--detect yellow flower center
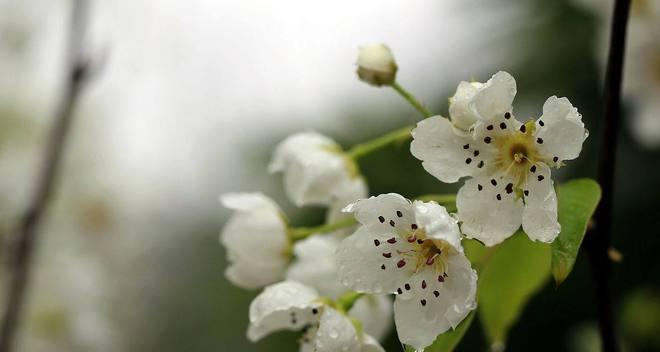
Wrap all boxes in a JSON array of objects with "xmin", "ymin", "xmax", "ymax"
[{"xmin": 492, "ymin": 120, "xmax": 539, "ymax": 187}]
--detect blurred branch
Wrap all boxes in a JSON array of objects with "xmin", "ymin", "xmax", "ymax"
[
  {"xmin": 584, "ymin": 0, "xmax": 631, "ymax": 351},
  {"xmin": 0, "ymin": 1, "xmax": 92, "ymax": 351}
]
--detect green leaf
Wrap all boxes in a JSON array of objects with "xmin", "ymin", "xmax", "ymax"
[
  {"xmin": 403, "ymin": 311, "xmax": 476, "ymax": 352},
  {"xmin": 478, "ymin": 231, "xmax": 551, "ymax": 345},
  {"xmin": 552, "ymin": 178, "xmax": 601, "ymax": 286}
]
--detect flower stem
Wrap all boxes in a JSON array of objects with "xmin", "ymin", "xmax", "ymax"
[
  {"xmin": 415, "ymin": 194, "xmax": 457, "ymax": 204},
  {"xmin": 391, "ymin": 81, "xmax": 433, "ymax": 118},
  {"xmin": 346, "ymin": 125, "xmax": 413, "ymax": 160},
  {"xmin": 585, "ymin": 0, "xmax": 631, "ymax": 351},
  {"xmin": 289, "ymin": 217, "xmax": 358, "ymax": 241}
]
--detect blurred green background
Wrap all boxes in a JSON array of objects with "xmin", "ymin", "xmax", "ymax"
[{"xmin": 1, "ymin": 0, "xmax": 659, "ymax": 351}]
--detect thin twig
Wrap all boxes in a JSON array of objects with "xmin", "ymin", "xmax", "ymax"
[
  {"xmin": 584, "ymin": 0, "xmax": 631, "ymax": 351},
  {"xmin": 0, "ymin": 1, "xmax": 91, "ymax": 351}
]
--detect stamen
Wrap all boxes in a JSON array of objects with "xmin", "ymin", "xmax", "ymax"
[{"xmin": 425, "ymin": 254, "xmax": 437, "ymax": 266}]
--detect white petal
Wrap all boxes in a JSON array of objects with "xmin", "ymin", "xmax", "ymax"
[
  {"xmin": 535, "ymin": 96, "xmax": 586, "ymax": 162},
  {"xmin": 343, "ymin": 193, "xmax": 415, "ymax": 234},
  {"xmin": 469, "ymin": 71, "xmax": 517, "ymax": 121},
  {"xmin": 522, "ymin": 162, "xmax": 560, "ymax": 242},
  {"xmin": 393, "ymin": 253, "xmax": 477, "ymax": 351},
  {"xmin": 269, "ymin": 132, "xmax": 337, "ymax": 172},
  {"xmin": 448, "ymin": 81, "xmax": 483, "ymax": 130},
  {"xmin": 411, "ymin": 116, "xmax": 486, "ymax": 183},
  {"xmin": 412, "ymin": 201, "xmax": 462, "ymax": 253},
  {"xmin": 220, "ymin": 192, "xmax": 281, "ymax": 213},
  {"xmin": 247, "ymin": 281, "xmax": 322, "ymax": 341},
  {"xmin": 269, "ymin": 131, "xmax": 353, "ymax": 206},
  {"xmin": 349, "ymin": 295, "xmax": 393, "ymax": 342},
  {"xmin": 286, "ymin": 235, "xmax": 347, "ymax": 299},
  {"xmin": 314, "ymin": 308, "xmax": 361, "ymax": 352},
  {"xmin": 225, "ymin": 258, "xmax": 288, "ymax": 290},
  {"xmin": 326, "ymin": 177, "xmax": 369, "ymax": 234},
  {"xmin": 220, "ymin": 193, "xmax": 289, "ymax": 288},
  {"xmin": 360, "ymin": 334, "xmax": 386, "ymax": 352},
  {"xmin": 336, "ymin": 226, "xmax": 416, "ymax": 294},
  {"xmin": 457, "ymin": 175, "xmax": 523, "ymax": 246}
]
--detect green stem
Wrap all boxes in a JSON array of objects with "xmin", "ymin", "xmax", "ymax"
[
  {"xmin": 415, "ymin": 193, "xmax": 457, "ymax": 204},
  {"xmin": 346, "ymin": 125, "xmax": 413, "ymax": 160},
  {"xmin": 391, "ymin": 81, "xmax": 433, "ymax": 118},
  {"xmin": 289, "ymin": 217, "xmax": 358, "ymax": 241}
]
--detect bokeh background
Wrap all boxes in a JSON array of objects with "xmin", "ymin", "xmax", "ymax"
[{"xmin": 1, "ymin": 0, "xmax": 659, "ymax": 351}]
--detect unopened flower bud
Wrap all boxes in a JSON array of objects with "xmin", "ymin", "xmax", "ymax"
[{"xmin": 356, "ymin": 44, "xmax": 397, "ymax": 86}]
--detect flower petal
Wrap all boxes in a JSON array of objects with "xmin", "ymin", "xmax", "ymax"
[
  {"xmin": 457, "ymin": 175, "xmax": 523, "ymax": 246},
  {"xmin": 286, "ymin": 235, "xmax": 347, "ymax": 299},
  {"xmin": 326, "ymin": 177, "xmax": 369, "ymax": 236},
  {"xmin": 225, "ymin": 258, "xmax": 288, "ymax": 290},
  {"xmin": 360, "ymin": 334, "xmax": 386, "ymax": 352},
  {"xmin": 449, "ymin": 81, "xmax": 483, "ymax": 130},
  {"xmin": 349, "ymin": 295, "xmax": 393, "ymax": 342},
  {"xmin": 393, "ymin": 253, "xmax": 477, "ymax": 351},
  {"xmin": 247, "ymin": 281, "xmax": 322, "ymax": 341},
  {"xmin": 535, "ymin": 96, "xmax": 586, "ymax": 163},
  {"xmin": 522, "ymin": 162, "xmax": 560, "ymax": 242},
  {"xmin": 220, "ymin": 193, "xmax": 288, "ymax": 288},
  {"xmin": 410, "ymin": 116, "xmax": 484, "ymax": 183},
  {"xmin": 314, "ymin": 308, "xmax": 361, "ymax": 352},
  {"xmin": 469, "ymin": 71, "xmax": 516, "ymax": 121},
  {"xmin": 269, "ymin": 132, "xmax": 353, "ymax": 206},
  {"xmin": 336, "ymin": 226, "xmax": 416, "ymax": 294},
  {"xmin": 412, "ymin": 201, "xmax": 463, "ymax": 253},
  {"xmin": 343, "ymin": 193, "xmax": 415, "ymax": 234}
]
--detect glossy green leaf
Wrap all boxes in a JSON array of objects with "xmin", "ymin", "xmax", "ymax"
[
  {"xmin": 478, "ymin": 231, "xmax": 551, "ymax": 345},
  {"xmin": 552, "ymin": 178, "xmax": 601, "ymax": 286}
]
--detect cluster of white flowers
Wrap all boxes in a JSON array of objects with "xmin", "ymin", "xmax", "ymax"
[{"xmin": 219, "ymin": 45, "xmax": 586, "ymax": 351}]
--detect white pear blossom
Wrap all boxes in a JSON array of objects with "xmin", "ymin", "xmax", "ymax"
[
  {"xmin": 286, "ymin": 235, "xmax": 393, "ymax": 341},
  {"xmin": 411, "ymin": 71, "xmax": 587, "ymax": 246},
  {"xmin": 336, "ymin": 194, "xmax": 477, "ymax": 351},
  {"xmin": 220, "ymin": 193, "xmax": 289, "ymax": 289},
  {"xmin": 248, "ymin": 281, "xmax": 385, "ymax": 352},
  {"xmin": 357, "ymin": 43, "xmax": 398, "ymax": 86},
  {"xmin": 269, "ymin": 131, "xmax": 361, "ymax": 207}
]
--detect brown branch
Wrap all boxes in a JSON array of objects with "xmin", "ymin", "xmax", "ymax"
[
  {"xmin": 0, "ymin": 1, "xmax": 92, "ymax": 351},
  {"xmin": 584, "ymin": 0, "xmax": 631, "ymax": 351}
]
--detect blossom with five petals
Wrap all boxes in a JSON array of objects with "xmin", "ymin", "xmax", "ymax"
[
  {"xmin": 411, "ymin": 71, "xmax": 587, "ymax": 246},
  {"xmin": 336, "ymin": 194, "xmax": 477, "ymax": 351}
]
